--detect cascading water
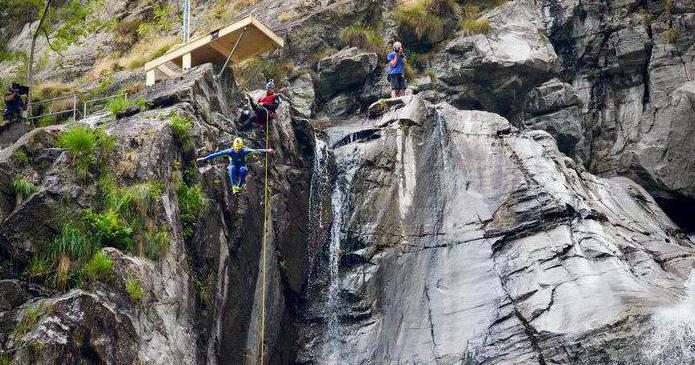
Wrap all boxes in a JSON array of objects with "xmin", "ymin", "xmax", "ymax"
[
  {"xmin": 642, "ymin": 271, "xmax": 695, "ymax": 364},
  {"xmin": 319, "ymin": 138, "xmax": 361, "ymax": 364}
]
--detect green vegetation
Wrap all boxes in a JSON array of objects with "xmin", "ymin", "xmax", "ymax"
[
  {"xmin": 170, "ymin": 114, "xmax": 193, "ymax": 150},
  {"xmin": 12, "ymin": 149, "xmax": 30, "ymax": 166},
  {"xmin": 394, "ymin": 0, "xmax": 446, "ymax": 45},
  {"xmin": 47, "ymin": 222, "xmax": 93, "ymax": 288},
  {"xmin": 38, "ymin": 114, "xmax": 59, "ymax": 127},
  {"xmin": 107, "ymin": 96, "xmax": 132, "ymax": 116},
  {"xmin": 0, "ymin": 353, "xmax": 11, "ymax": 365},
  {"xmin": 176, "ymin": 183, "xmax": 208, "ymax": 240},
  {"xmin": 340, "ymin": 24, "xmax": 388, "ymax": 56},
  {"xmin": 664, "ymin": 27, "xmax": 678, "ymax": 44},
  {"xmin": 25, "ymin": 256, "xmax": 51, "ymax": 278},
  {"xmin": 126, "ymin": 276, "xmax": 145, "ymax": 301},
  {"xmin": 460, "ymin": 4, "xmax": 491, "ymax": 36},
  {"xmin": 12, "ymin": 303, "xmax": 50, "ymax": 341},
  {"xmin": 11, "ymin": 177, "xmax": 37, "ymax": 198},
  {"xmin": 136, "ymin": 2, "xmax": 177, "ymax": 37},
  {"xmin": 83, "ymin": 209, "xmax": 134, "ymax": 251},
  {"xmin": 58, "ymin": 125, "xmax": 97, "ymax": 179},
  {"xmin": 308, "ymin": 47, "xmax": 339, "ymax": 63},
  {"xmin": 144, "ymin": 227, "xmax": 170, "ymax": 260},
  {"xmin": 587, "ymin": 68, "xmax": 601, "ymax": 81},
  {"xmin": 57, "ymin": 125, "xmax": 114, "ymax": 180},
  {"xmin": 83, "ymin": 250, "xmax": 113, "ymax": 283}
]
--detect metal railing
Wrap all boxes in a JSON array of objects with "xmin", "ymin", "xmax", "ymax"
[
  {"xmin": 26, "ymin": 93, "xmax": 128, "ymax": 123},
  {"xmin": 28, "ymin": 94, "xmax": 79, "ymax": 122}
]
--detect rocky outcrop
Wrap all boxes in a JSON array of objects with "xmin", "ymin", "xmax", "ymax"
[
  {"xmin": 0, "ymin": 64, "xmax": 315, "ymax": 365},
  {"xmin": 315, "ymin": 47, "xmax": 378, "ymax": 102},
  {"xmin": 523, "ymin": 78, "xmax": 586, "ymax": 160},
  {"xmin": 295, "ymin": 95, "xmax": 695, "ymax": 364},
  {"xmin": 432, "ymin": 0, "xmax": 560, "ymax": 117}
]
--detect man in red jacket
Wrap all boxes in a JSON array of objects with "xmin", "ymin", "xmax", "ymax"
[{"xmin": 242, "ymin": 80, "xmax": 281, "ymax": 130}]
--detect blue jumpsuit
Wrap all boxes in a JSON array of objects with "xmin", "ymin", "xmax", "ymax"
[{"xmin": 203, "ymin": 147, "xmax": 271, "ymax": 188}]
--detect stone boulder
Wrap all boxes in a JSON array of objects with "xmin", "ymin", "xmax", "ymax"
[
  {"xmin": 432, "ymin": 0, "xmax": 559, "ymax": 116},
  {"xmin": 317, "ymin": 93, "xmax": 360, "ymax": 120},
  {"xmin": 286, "ymin": 72, "xmax": 315, "ymax": 118},
  {"xmin": 316, "ymin": 47, "xmax": 378, "ymax": 102}
]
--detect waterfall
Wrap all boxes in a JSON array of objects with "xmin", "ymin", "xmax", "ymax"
[
  {"xmin": 319, "ymin": 139, "xmax": 361, "ymax": 364},
  {"xmin": 642, "ymin": 271, "xmax": 695, "ymax": 363}
]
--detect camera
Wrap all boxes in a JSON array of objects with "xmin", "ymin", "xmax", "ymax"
[{"xmin": 10, "ymin": 83, "xmax": 29, "ymax": 95}]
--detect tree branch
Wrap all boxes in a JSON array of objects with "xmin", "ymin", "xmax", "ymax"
[{"xmin": 41, "ymin": 27, "xmax": 63, "ymax": 57}]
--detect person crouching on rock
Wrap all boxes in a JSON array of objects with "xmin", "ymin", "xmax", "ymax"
[
  {"xmin": 196, "ymin": 137, "xmax": 273, "ymax": 194},
  {"xmin": 242, "ymin": 80, "xmax": 281, "ymax": 130},
  {"xmin": 387, "ymin": 41, "xmax": 408, "ymax": 98}
]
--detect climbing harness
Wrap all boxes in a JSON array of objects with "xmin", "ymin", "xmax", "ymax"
[{"xmin": 258, "ymin": 107, "xmax": 271, "ymax": 364}]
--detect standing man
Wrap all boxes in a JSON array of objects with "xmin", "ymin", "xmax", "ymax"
[{"xmin": 387, "ymin": 41, "xmax": 408, "ymax": 98}]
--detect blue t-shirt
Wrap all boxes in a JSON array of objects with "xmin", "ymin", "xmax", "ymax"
[{"xmin": 387, "ymin": 52, "xmax": 406, "ymax": 75}]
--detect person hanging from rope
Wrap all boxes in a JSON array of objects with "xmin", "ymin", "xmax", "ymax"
[
  {"xmin": 241, "ymin": 80, "xmax": 281, "ymax": 130},
  {"xmin": 196, "ymin": 137, "xmax": 273, "ymax": 194}
]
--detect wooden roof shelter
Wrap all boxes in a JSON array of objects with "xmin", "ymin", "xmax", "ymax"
[{"xmin": 144, "ymin": 16, "xmax": 284, "ymax": 86}]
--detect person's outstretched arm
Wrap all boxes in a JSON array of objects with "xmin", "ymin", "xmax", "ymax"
[
  {"xmin": 197, "ymin": 148, "xmax": 232, "ymax": 162},
  {"xmin": 244, "ymin": 148, "xmax": 274, "ymax": 156}
]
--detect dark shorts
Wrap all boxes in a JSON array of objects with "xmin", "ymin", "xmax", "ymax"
[{"xmin": 388, "ymin": 73, "xmax": 407, "ymax": 90}]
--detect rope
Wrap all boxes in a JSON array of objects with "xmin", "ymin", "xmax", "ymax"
[{"xmin": 258, "ymin": 107, "xmax": 271, "ymax": 365}]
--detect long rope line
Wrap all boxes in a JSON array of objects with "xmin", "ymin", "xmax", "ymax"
[{"xmin": 258, "ymin": 107, "xmax": 270, "ymax": 365}]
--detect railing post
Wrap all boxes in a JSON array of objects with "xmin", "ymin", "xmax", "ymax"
[
  {"xmin": 83, "ymin": 100, "xmax": 88, "ymax": 119},
  {"xmin": 72, "ymin": 95, "xmax": 77, "ymax": 121}
]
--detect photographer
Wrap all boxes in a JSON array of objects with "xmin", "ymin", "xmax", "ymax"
[
  {"xmin": 3, "ymin": 83, "xmax": 27, "ymax": 123},
  {"xmin": 387, "ymin": 41, "xmax": 408, "ymax": 98}
]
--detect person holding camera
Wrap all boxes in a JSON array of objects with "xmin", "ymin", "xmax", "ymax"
[
  {"xmin": 3, "ymin": 83, "xmax": 27, "ymax": 124},
  {"xmin": 387, "ymin": 41, "xmax": 408, "ymax": 98}
]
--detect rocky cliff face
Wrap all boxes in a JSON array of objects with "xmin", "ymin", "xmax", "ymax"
[
  {"xmin": 1, "ymin": 0, "xmax": 695, "ymax": 364},
  {"xmin": 293, "ymin": 95, "xmax": 695, "ymax": 364}
]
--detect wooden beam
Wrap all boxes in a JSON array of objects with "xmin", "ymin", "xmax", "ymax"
[
  {"xmin": 144, "ymin": 16, "xmax": 255, "ymax": 71},
  {"xmin": 157, "ymin": 63, "xmax": 180, "ymax": 77},
  {"xmin": 208, "ymin": 41, "xmax": 232, "ymax": 58},
  {"xmin": 182, "ymin": 53, "xmax": 192, "ymax": 70},
  {"xmin": 146, "ymin": 69, "xmax": 156, "ymax": 86}
]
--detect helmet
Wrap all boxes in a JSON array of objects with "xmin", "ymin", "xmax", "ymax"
[
  {"xmin": 265, "ymin": 79, "xmax": 276, "ymax": 90},
  {"xmin": 233, "ymin": 137, "xmax": 244, "ymax": 150}
]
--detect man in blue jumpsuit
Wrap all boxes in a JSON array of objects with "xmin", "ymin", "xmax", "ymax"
[{"xmin": 197, "ymin": 138, "xmax": 273, "ymax": 194}]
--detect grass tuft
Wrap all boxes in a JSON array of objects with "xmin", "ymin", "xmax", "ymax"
[
  {"xmin": 83, "ymin": 209, "xmax": 134, "ymax": 251},
  {"xmin": 12, "ymin": 303, "xmax": 50, "ymax": 341},
  {"xmin": 126, "ymin": 276, "xmax": 145, "ymax": 301},
  {"xmin": 176, "ymin": 184, "xmax": 208, "ymax": 240},
  {"xmin": 170, "ymin": 114, "xmax": 193, "ymax": 149},
  {"xmin": 460, "ymin": 4, "xmax": 491, "ymax": 36},
  {"xmin": 58, "ymin": 126, "xmax": 97, "ymax": 180},
  {"xmin": 13, "ymin": 149, "xmax": 29, "ymax": 166},
  {"xmin": 107, "ymin": 96, "xmax": 132, "ymax": 116},
  {"xmin": 11, "ymin": 177, "xmax": 37, "ymax": 198},
  {"xmin": 395, "ymin": 0, "xmax": 445, "ymax": 45},
  {"xmin": 664, "ymin": 27, "xmax": 678, "ymax": 44},
  {"xmin": 144, "ymin": 227, "xmax": 171, "ymax": 260},
  {"xmin": 83, "ymin": 250, "xmax": 113, "ymax": 283},
  {"xmin": 340, "ymin": 24, "xmax": 388, "ymax": 56}
]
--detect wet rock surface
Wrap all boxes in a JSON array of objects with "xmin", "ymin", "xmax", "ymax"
[{"xmin": 295, "ymin": 95, "xmax": 695, "ymax": 364}]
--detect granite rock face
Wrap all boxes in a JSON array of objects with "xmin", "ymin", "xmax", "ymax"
[
  {"xmin": 295, "ymin": 95, "xmax": 695, "ymax": 365},
  {"xmin": 0, "ymin": 64, "xmax": 314, "ymax": 365},
  {"xmin": 432, "ymin": 0, "xmax": 560, "ymax": 117}
]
